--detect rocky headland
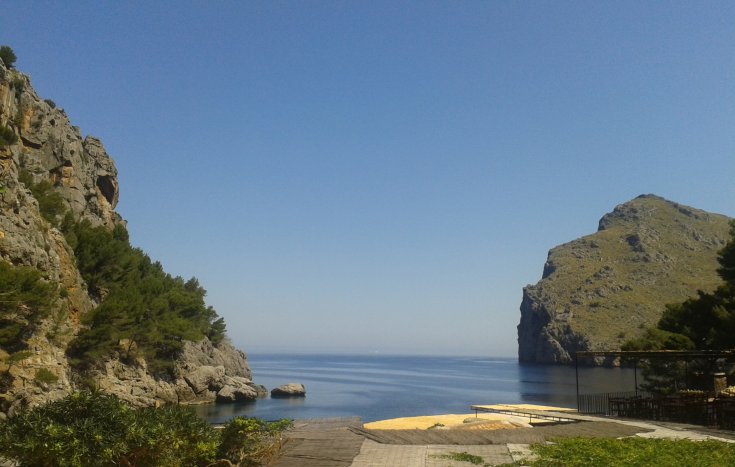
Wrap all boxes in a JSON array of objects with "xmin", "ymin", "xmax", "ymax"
[
  {"xmin": 0, "ymin": 58, "xmax": 263, "ymax": 416},
  {"xmin": 517, "ymin": 195, "xmax": 731, "ymax": 365}
]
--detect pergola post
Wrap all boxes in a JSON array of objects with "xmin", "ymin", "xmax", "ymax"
[
  {"xmin": 634, "ymin": 359, "xmax": 638, "ymax": 397},
  {"xmin": 575, "ymin": 352, "xmax": 580, "ymax": 411}
]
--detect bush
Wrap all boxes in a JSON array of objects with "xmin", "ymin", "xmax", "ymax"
[
  {"xmin": 0, "ymin": 391, "xmax": 219, "ymax": 466},
  {"xmin": 0, "ymin": 125, "xmax": 17, "ymax": 149},
  {"xmin": 0, "ymin": 46, "xmax": 16, "ymax": 68},
  {"xmin": 0, "ymin": 261, "xmax": 59, "ymax": 351},
  {"xmin": 11, "ymin": 77, "xmax": 24, "ymax": 94},
  {"xmin": 124, "ymin": 405, "xmax": 219, "ymax": 466},
  {"xmin": 218, "ymin": 416, "xmax": 293, "ymax": 466},
  {"xmin": 0, "ymin": 391, "xmax": 136, "ymax": 466},
  {"xmin": 18, "ymin": 170, "xmax": 66, "ymax": 226},
  {"xmin": 44, "ymin": 98, "xmax": 57, "ymax": 109},
  {"xmin": 35, "ymin": 368, "xmax": 59, "ymax": 385}
]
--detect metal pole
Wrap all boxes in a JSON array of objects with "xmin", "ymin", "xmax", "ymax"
[
  {"xmin": 634, "ymin": 359, "xmax": 638, "ymax": 397},
  {"xmin": 575, "ymin": 352, "xmax": 580, "ymax": 411}
]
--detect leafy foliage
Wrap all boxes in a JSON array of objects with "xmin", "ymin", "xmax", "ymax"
[
  {"xmin": 217, "ymin": 416, "xmax": 293, "ymax": 466},
  {"xmin": 64, "ymin": 220, "xmax": 226, "ymax": 374},
  {"xmin": 0, "ymin": 391, "xmax": 219, "ymax": 467},
  {"xmin": 0, "ymin": 261, "xmax": 59, "ymax": 351},
  {"xmin": 44, "ymin": 98, "xmax": 57, "ymax": 109},
  {"xmin": 18, "ymin": 169, "xmax": 66, "ymax": 226},
  {"xmin": 11, "ymin": 77, "xmax": 24, "ymax": 95},
  {"xmin": 34, "ymin": 367, "xmax": 59, "ymax": 385},
  {"xmin": 0, "ymin": 45, "xmax": 16, "ymax": 68},
  {"xmin": 718, "ymin": 221, "xmax": 735, "ymax": 286},
  {"xmin": 0, "ymin": 125, "xmax": 17, "ymax": 148},
  {"xmin": 511, "ymin": 437, "xmax": 735, "ymax": 467},
  {"xmin": 621, "ymin": 328, "xmax": 694, "ymax": 352}
]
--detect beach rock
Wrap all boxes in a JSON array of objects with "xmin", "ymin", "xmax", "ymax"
[
  {"xmin": 216, "ymin": 376, "xmax": 260, "ymax": 402},
  {"xmin": 271, "ymin": 383, "xmax": 306, "ymax": 398},
  {"xmin": 177, "ymin": 339, "xmax": 252, "ymax": 380},
  {"xmin": 183, "ymin": 366, "xmax": 226, "ymax": 394},
  {"xmin": 517, "ymin": 194, "xmax": 731, "ymax": 365}
]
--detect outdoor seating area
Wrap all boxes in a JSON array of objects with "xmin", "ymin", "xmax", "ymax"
[
  {"xmin": 574, "ymin": 350, "xmax": 735, "ymax": 429},
  {"xmin": 605, "ymin": 392, "xmax": 735, "ymax": 428}
]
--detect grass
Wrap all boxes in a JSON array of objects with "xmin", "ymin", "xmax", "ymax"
[
  {"xmin": 501, "ymin": 437, "xmax": 735, "ymax": 467},
  {"xmin": 431, "ymin": 451, "xmax": 489, "ymax": 465}
]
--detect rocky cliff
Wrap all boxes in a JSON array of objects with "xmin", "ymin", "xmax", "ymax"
[
  {"xmin": 0, "ymin": 59, "xmax": 263, "ymax": 416},
  {"xmin": 517, "ymin": 195, "xmax": 731, "ymax": 365}
]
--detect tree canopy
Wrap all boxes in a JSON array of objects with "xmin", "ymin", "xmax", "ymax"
[
  {"xmin": 64, "ymin": 219, "xmax": 226, "ymax": 375},
  {"xmin": 0, "ymin": 46, "xmax": 16, "ymax": 68},
  {"xmin": 0, "ymin": 261, "xmax": 59, "ymax": 352}
]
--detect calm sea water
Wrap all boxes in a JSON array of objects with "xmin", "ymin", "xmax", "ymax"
[{"xmin": 195, "ymin": 354, "xmax": 637, "ymax": 424}]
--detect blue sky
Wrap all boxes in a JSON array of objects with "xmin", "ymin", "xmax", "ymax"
[{"xmin": 2, "ymin": 2, "xmax": 734, "ymax": 356}]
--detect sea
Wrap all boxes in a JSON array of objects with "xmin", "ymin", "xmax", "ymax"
[{"xmin": 195, "ymin": 354, "xmax": 637, "ymax": 424}]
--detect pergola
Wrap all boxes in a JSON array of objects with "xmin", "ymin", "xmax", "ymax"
[{"xmin": 574, "ymin": 349, "xmax": 735, "ymax": 409}]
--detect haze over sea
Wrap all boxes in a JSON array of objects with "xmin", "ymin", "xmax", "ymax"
[{"xmin": 196, "ymin": 354, "xmax": 636, "ymax": 423}]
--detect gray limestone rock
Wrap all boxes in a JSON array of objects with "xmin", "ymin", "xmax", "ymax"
[
  {"xmin": 178, "ymin": 340, "xmax": 252, "ymax": 380},
  {"xmin": 216, "ymin": 376, "xmax": 260, "ymax": 403},
  {"xmin": 183, "ymin": 366, "xmax": 226, "ymax": 394},
  {"xmin": 271, "ymin": 383, "xmax": 306, "ymax": 398}
]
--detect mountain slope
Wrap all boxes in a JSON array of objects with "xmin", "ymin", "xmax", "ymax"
[
  {"xmin": 517, "ymin": 195, "xmax": 731, "ymax": 365},
  {"xmin": 0, "ymin": 57, "xmax": 262, "ymax": 415}
]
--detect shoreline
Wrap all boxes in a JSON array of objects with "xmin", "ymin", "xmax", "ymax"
[{"xmin": 362, "ymin": 404, "xmax": 577, "ymax": 431}]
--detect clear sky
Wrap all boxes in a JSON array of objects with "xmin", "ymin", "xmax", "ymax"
[{"xmin": 2, "ymin": 2, "xmax": 734, "ymax": 357}]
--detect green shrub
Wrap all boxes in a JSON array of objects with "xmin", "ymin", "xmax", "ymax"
[
  {"xmin": 125, "ymin": 405, "xmax": 219, "ymax": 466},
  {"xmin": 34, "ymin": 367, "xmax": 59, "ymax": 385},
  {"xmin": 217, "ymin": 416, "xmax": 293, "ymax": 466},
  {"xmin": 0, "ymin": 262, "xmax": 59, "ymax": 351},
  {"xmin": 0, "ymin": 391, "xmax": 219, "ymax": 467},
  {"xmin": 0, "ymin": 125, "xmax": 17, "ymax": 148},
  {"xmin": 64, "ymin": 221, "xmax": 226, "ymax": 374},
  {"xmin": 0, "ymin": 391, "xmax": 135, "ymax": 466},
  {"xmin": 44, "ymin": 98, "xmax": 57, "ymax": 109},
  {"xmin": 11, "ymin": 77, "xmax": 24, "ymax": 95},
  {"xmin": 18, "ymin": 169, "xmax": 66, "ymax": 226},
  {"xmin": 5, "ymin": 351, "xmax": 33, "ymax": 365},
  {"xmin": 0, "ymin": 46, "xmax": 16, "ymax": 68}
]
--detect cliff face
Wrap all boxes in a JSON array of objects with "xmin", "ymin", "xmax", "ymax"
[
  {"xmin": 517, "ymin": 195, "xmax": 731, "ymax": 365},
  {"xmin": 0, "ymin": 60, "xmax": 262, "ymax": 415}
]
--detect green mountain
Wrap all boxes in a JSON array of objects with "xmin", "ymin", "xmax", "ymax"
[{"xmin": 517, "ymin": 194, "xmax": 731, "ymax": 365}]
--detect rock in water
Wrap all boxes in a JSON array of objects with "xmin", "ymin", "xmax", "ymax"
[
  {"xmin": 517, "ymin": 195, "xmax": 731, "ymax": 365},
  {"xmin": 271, "ymin": 383, "xmax": 306, "ymax": 397}
]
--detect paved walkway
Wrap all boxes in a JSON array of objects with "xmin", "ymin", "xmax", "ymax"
[
  {"xmin": 272, "ymin": 413, "xmax": 735, "ymax": 467},
  {"xmin": 270, "ymin": 418, "xmax": 365, "ymax": 467},
  {"xmin": 350, "ymin": 441, "xmax": 516, "ymax": 466}
]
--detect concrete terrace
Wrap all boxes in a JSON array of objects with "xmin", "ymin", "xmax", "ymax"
[{"xmin": 270, "ymin": 409, "xmax": 735, "ymax": 467}]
